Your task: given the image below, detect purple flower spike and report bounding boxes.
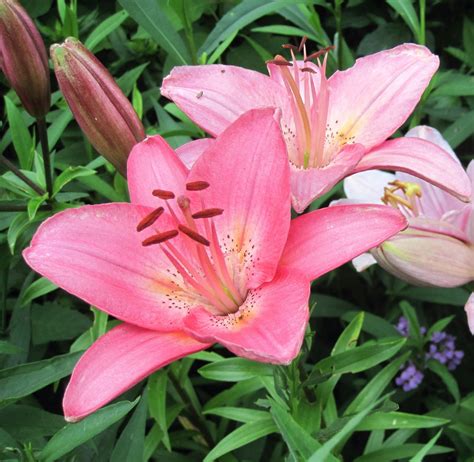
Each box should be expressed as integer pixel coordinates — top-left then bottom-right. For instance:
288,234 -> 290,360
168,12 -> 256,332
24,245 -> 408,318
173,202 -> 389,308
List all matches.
427,332 -> 464,371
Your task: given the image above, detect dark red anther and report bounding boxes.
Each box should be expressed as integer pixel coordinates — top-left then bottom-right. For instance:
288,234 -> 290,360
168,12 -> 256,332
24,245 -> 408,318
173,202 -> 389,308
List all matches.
136,207 -> 164,232
186,181 -> 210,191
266,57 -> 292,67
152,189 -> 175,200
282,43 -> 298,51
298,36 -> 308,52
192,208 -> 224,219
301,67 -> 317,74
178,224 -> 210,246
142,229 -> 178,246
305,46 -> 335,62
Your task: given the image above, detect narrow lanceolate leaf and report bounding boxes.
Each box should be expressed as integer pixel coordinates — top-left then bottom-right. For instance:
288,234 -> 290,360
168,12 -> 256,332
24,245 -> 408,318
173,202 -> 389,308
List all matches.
84,10 -> 129,52
354,444 -> 453,462
409,430 -> 443,462
110,392 -> 147,462
426,360 -> 460,403
4,96 -> 34,170
345,352 -> 410,415
40,399 -> 140,462
199,0 -> 311,56
386,0 -> 420,39
204,407 -> 269,424
117,0 -> 190,64
0,352 -> 81,402
19,277 -> 58,307
306,338 -> 406,386
308,396 -> 388,461
355,412 -> 449,431
203,416 -> 277,462
198,358 -> 273,382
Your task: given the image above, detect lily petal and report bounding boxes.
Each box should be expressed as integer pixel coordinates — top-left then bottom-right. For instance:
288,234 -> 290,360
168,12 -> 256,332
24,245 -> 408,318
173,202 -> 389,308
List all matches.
188,108 -> 291,289
64,324 -> 209,421
128,135 -> 189,208
465,293 -> 474,335
183,268 -> 310,365
353,253 -> 377,272
280,204 -> 407,280
23,204 -> 199,331
291,143 -> 366,213
327,44 -> 439,150
354,137 -> 471,202
344,170 -> 396,204
175,138 -> 215,170
161,65 -> 289,137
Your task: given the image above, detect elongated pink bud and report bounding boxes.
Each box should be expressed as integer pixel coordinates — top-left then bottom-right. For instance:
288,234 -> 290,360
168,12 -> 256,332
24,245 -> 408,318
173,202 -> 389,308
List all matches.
50,37 -> 145,175
372,226 -> 474,288
0,0 -> 50,117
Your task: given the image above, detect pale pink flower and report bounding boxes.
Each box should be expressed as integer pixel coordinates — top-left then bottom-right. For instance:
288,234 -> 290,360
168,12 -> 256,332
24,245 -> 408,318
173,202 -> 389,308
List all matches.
23,109 -> 406,421
342,126 -> 474,332
161,43 -> 470,212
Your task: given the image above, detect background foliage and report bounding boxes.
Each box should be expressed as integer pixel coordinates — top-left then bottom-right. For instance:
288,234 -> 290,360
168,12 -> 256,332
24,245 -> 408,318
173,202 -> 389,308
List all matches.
1,0 -> 474,460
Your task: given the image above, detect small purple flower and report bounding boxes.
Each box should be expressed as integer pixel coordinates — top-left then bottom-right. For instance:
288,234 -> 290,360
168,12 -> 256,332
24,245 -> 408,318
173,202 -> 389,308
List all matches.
395,361 -> 424,391
396,316 -> 409,336
426,332 -> 464,371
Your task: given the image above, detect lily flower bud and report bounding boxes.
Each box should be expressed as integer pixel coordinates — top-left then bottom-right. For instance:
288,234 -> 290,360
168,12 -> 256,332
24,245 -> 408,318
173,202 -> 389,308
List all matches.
0,0 -> 50,118
50,37 -> 145,175
372,226 -> 474,288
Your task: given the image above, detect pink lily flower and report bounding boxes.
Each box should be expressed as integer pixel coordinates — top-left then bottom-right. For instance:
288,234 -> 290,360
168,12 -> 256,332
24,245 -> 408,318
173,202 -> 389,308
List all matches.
161,43 -> 471,212
23,109 -> 406,421
341,126 -> 474,332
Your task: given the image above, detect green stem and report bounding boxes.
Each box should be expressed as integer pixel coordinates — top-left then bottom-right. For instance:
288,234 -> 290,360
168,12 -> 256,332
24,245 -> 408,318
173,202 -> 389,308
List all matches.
36,118 -> 53,200
418,0 -> 426,45
168,369 -> 214,447
0,155 -> 45,196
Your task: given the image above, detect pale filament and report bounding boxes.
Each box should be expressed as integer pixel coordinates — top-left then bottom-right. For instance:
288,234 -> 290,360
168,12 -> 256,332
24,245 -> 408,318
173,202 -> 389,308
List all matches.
381,180 -> 423,217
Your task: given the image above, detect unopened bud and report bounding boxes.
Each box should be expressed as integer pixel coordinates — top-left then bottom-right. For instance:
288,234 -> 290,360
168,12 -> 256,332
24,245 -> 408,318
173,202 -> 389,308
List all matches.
0,0 -> 50,117
50,37 -> 145,175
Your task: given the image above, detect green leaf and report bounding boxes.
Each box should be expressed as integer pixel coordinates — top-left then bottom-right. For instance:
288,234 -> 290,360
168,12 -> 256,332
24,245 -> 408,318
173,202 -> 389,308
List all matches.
399,286 -> 470,306
355,444 -> 452,461
345,352 -> 411,415
309,396 -> 388,461
432,73 -> 474,96
53,166 -> 96,196
386,0 -> 420,40
85,10 -> 129,52
40,398 -> 140,462
4,96 -> 34,170
306,338 -> 406,386
27,194 -> 48,220
116,63 -> 149,96
356,412 -> 449,431
427,316 -> 455,339
199,0 -> 311,56
443,110 -> 474,149
207,30 -> 238,64
203,416 -> 277,462
204,377 -> 264,411
409,430 -> 443,462
20,277 -> 58,307
269,399 -> 332,461
0,340 -> 22,355
400,300 -> 421,341
0,405 -> 64,440
148,371 -> 170,450
205,406 -> 269,423
426,360 -> 460,402
111,392 -> 147,462
199,358 -> 273,382
0,352 -> 81,402
31,303 -> 91,345
118,0 -> 190,64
